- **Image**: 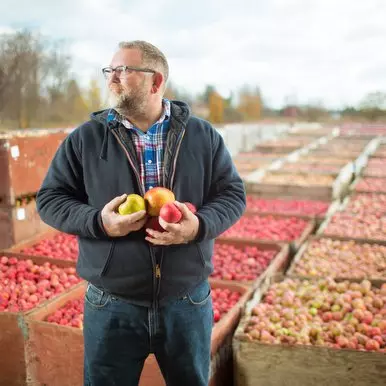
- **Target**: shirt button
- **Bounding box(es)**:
[145,135,149,140]
[148,160,152,164]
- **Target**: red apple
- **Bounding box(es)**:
[159,202,182,223]
[184,202,197,214]
[144,187,175,216]
[145,216,166,234]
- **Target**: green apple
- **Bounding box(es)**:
[118,194,146,215]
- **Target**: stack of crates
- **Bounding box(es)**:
[0,129,72,249]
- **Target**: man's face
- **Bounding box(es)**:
[107,48,153,114]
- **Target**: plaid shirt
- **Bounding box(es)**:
[107,99,171,192]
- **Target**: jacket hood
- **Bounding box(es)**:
[90,100,191,160]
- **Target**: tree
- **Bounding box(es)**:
[208,90,224,123]
[236,85,263,121]
[65,79,89,122]
[87,78,102,112]
[359,91,386,121]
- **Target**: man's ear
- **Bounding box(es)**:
[152,72,163,93]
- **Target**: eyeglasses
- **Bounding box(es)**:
[102,65,156,79]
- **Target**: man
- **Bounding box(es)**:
[36,40,246,386]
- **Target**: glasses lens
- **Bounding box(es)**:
[102,68,112,78]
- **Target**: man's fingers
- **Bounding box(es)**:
[118,210,147,224]
[130,217,148,231]
[173,201,191,218]
[158,217,182,233]
[105,194,127,212]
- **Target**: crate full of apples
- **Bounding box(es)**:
[233,275,386,386]
[352,177,386,194]
[7,230,79,262]
[219,213,315,251]
[0,252,82,386]
[24,280,252,386]
[246,195,338,225]
[288,237,386,280]
[210,239,290,286]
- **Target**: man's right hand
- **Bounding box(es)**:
[101,194,147,237]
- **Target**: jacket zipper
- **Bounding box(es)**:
[167,130,185,189]
[110,129,145,196]
[110,129,159,308]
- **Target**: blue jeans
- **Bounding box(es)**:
[83,280,213,386]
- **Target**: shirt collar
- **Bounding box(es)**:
[107,98,171,129]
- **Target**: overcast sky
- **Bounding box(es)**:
[1,0,385,108]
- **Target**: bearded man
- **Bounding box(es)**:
[36,40,246,386]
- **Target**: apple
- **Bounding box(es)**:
[145,216,166,234]
[118,194,145,215]
[144,187,175,216]
[159,202,182,223]
[184,202,197,214]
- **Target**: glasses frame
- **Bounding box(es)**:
[102,65,156,79]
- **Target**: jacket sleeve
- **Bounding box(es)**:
[36,130,108,239]
[195,129,246,241]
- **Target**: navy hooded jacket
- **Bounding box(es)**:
[36,100,246,307]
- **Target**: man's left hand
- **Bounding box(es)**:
[145,201,199,245]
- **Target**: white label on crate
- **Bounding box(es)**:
[11,145,20,159]
[16,208,26,220]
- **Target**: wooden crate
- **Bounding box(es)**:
[350,175,386,195]
[24,280,253,386]
[287,235,386,281]
[245,176,336,202]
[210,238,290,289]
[0,129,71,206]
[317,209,386,244]
[233,275,386,386]
[0,252,77,386]
[218,212,316,253]
[245,195,340,227]
[0,201,51,250]
[4,228,73,260]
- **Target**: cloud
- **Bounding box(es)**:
[1,0,385,108]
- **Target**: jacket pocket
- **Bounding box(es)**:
[100,241,116,276]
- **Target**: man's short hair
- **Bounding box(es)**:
[118,40,169,84]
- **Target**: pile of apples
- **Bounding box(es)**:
[323,212,386,241]
[246,196,330,216]
[118,187,196,232]
[242,278,386,352]
[345,194,386,217]
[212,287,242,322]
[355,178,386,193]
[364,159,386,177]
[292,238,386,279]
[45,286,242,327]
[221,215,309,242]
[20,233,78,261]
[211,242,277,282]
[0,255,81,312]
[45,298,84,328]
[374,147,386,158]
[261,173,334,186]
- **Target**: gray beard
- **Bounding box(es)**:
[109,90,147,118]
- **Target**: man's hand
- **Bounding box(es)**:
[101,194,147,237]
[145,201,199,245]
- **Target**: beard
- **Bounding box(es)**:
[108,83,148,117]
